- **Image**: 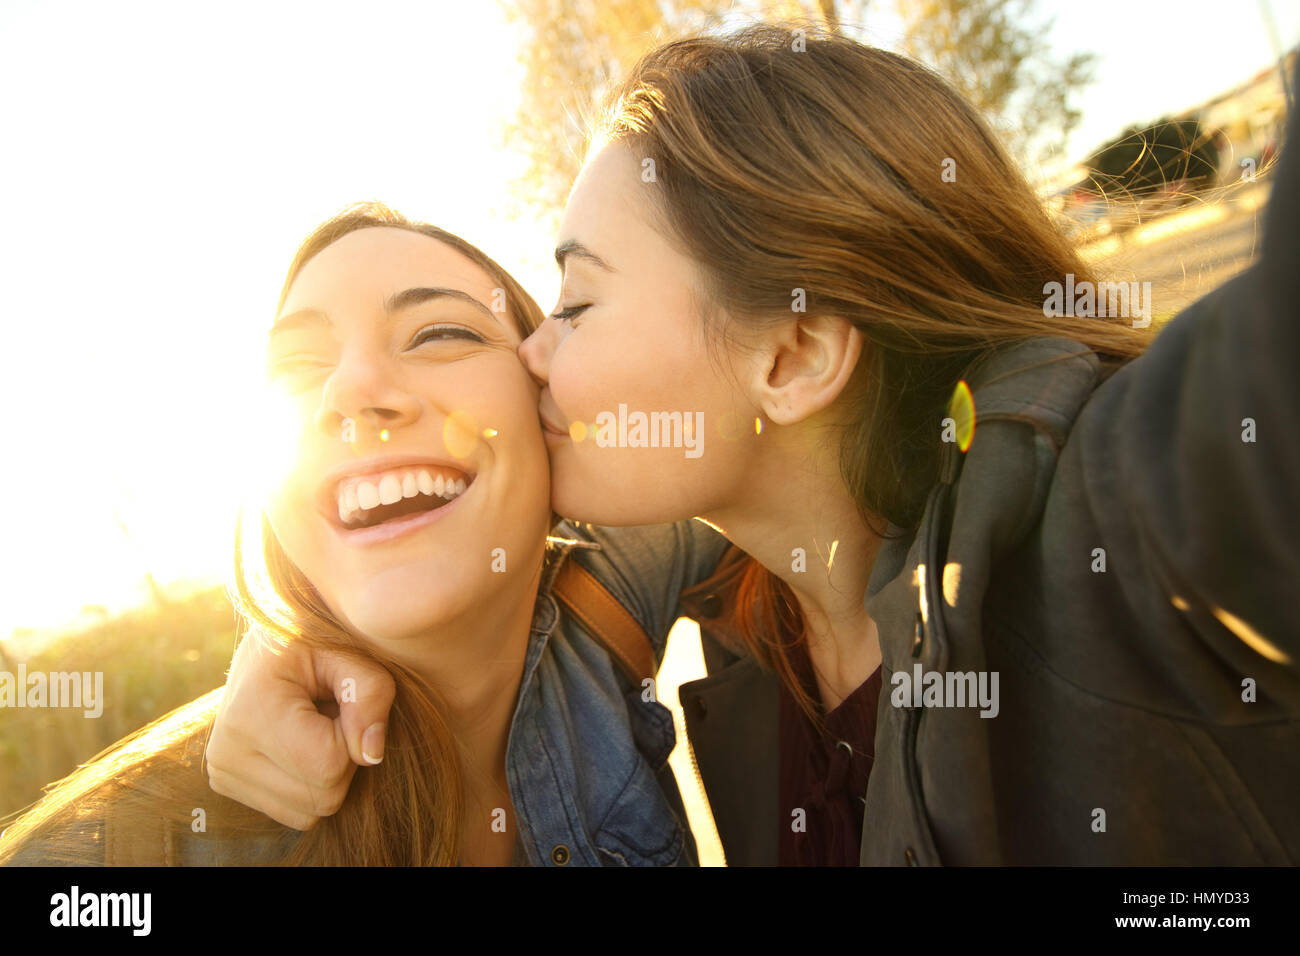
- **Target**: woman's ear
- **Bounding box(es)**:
[745,314,864,426]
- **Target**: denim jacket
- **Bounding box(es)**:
[1,522,730,867]
[501,522,729,865]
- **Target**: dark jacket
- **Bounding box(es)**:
[678,81,1299,866]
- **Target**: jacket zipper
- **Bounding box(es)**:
[675,705,727,866]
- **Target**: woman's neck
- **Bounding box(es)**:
[368,557,542,864]
[704,427,884,711]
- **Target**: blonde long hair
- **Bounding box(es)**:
[0,203,546,865]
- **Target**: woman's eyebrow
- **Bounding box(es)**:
[270,287,498,337]
[554,240,615,273]
[384,286,497,321]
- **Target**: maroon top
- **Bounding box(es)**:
[778,640,883,866]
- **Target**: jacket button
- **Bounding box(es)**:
[911,613,924,658]
[691,696,708,721]
[698,593,722,618]
[550,844,570,865]
[905,847,918,866]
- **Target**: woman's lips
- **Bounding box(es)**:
[537,393,570,438]
[539,412,569,438]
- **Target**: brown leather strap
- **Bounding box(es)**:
[552,557,656,685]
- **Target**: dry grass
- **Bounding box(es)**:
[0,587,238,826]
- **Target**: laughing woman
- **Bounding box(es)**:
[0,203,727,866]
[201,24,1300,866]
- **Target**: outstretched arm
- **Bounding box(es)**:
[1116,66,1299,677]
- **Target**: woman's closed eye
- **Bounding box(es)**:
[549,304,590,323]
[408,323,485,347]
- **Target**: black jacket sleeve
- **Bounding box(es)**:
[1120,64,1299,671]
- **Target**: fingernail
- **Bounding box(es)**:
[362,722,386,765]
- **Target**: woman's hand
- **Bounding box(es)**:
[204,625,395,830]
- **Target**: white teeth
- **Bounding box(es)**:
[357,481,380,510]
[337,467,471,524]
[378,474,402,505]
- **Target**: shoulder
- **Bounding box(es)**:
[546,519,731,652]
[0,689,300,866]
[549,519,730,583]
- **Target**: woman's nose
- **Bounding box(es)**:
[518,317,560,387]
[315,354,421,441]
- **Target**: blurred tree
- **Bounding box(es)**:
[894,0,1097,172]
[501,0,1094,227]
[1084,119,1220,198]
[499,0,829,232]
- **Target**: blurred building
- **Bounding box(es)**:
[1187,47,1295,183]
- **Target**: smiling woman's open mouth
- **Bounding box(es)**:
[334,464,475,530]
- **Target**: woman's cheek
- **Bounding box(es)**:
[553,344,617,427]
[474,364,543,447]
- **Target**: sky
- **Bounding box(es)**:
[1,0,1296,645]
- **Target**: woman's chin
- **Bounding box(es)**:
[334,582,475,648]
[340,601,459,647]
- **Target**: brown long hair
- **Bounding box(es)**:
[596,23,1155,718]
[0,203,547,865]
